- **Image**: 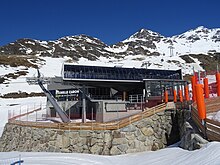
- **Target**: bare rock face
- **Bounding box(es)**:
[179,121,208,150]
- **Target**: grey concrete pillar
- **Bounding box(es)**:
[82,85,86,123]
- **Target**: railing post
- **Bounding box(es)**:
[92,107,94,130]
[27,105,28,121]
[117,121,119,130]
[36,109,37,122]
[19,107,21,121]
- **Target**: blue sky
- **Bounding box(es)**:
[0,0,219,46]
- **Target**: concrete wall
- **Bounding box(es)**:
[96,100,142,122]
[47,100,78,117]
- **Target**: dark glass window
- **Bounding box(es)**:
[63,64,182,81]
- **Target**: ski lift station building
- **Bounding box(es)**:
[46,64,186,122]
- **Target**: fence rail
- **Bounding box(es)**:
[8,103,168,130]
[191,107,206,134]
[192,98,220,142]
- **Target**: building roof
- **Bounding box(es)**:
[63,64,182,82]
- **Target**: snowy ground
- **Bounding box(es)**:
[207,111,220,122]
[0,97,220,164]
[0,142,220,165]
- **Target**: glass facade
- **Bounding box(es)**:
[145,80,186,98]
[63,64,182,81]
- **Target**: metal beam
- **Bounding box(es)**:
[37,70,70,123]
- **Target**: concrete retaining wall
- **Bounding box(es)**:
[0,109,207,155]
[0,110,179,155]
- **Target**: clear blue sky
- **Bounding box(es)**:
[0,0,219,46]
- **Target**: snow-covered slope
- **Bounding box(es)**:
[108,26,220,56]
[0,56,71,96]
[169,26,220,55]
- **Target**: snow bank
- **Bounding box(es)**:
[0,97,46,136]
[212,111,220,122]
[0,142,219,165]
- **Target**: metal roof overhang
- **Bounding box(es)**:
[143,79,185,82]
[63,78,142,83]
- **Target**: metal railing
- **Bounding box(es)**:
[8,103,168,131]
[129,94,143,103]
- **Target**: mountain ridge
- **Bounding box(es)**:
[1,26,220,76]
[1,26,220,96]
[1,26,220,57]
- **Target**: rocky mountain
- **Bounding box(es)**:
[1,26,220,96]
[0,35,117,61]
[1,26,220,57]
[112,26,220,56]
[0,27,220,75]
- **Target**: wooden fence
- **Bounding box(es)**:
[8,103,169,131]
[192,97,220,141]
